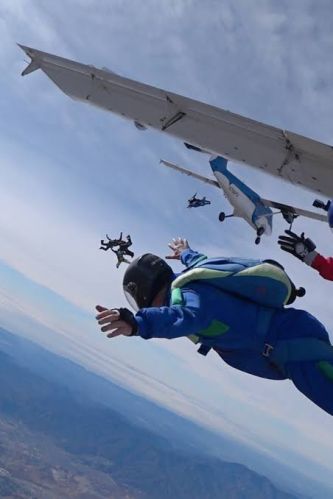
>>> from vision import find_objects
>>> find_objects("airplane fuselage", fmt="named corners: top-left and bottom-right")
top-left (210, 156), bottom-right (273, 236)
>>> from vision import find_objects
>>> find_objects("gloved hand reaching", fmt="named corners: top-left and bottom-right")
top-left (278, 230), bottom-right (317, 263)
top-left (95, 306), bottom-right (138, 338)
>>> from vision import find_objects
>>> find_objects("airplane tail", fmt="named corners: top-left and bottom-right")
top-left (209, 155), bottom-right (228, 173)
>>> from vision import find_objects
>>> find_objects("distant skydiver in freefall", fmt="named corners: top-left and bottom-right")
top-left (118, 235), bottom-right (134, 258)
top-left (278, 199), bottom-right (333, 281)
top-left (112, 247), bottom-right (131, 269)
top-left (96, 237), bottom-right (333, 417)
top-left (187, 193), bottom-right (211, 208)
top-left (100, 233), bottom-right (123, 251)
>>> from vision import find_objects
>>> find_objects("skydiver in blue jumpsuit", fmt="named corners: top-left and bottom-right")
top-left (95, 238), bottom-right (333, 416)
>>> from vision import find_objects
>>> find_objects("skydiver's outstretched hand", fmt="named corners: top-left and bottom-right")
top-left (95, 305), bottom-right (137, 338)
top-left (166, 237), bottom-right (189, 260)
top-left (278, 230), bottom-right (316, 262)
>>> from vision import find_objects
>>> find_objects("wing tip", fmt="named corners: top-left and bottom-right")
top-left (18, 43), bottom-right (41, 76)
top-left (17, 43), bottom-right (33, 55)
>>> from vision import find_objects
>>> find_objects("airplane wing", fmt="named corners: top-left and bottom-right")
top-left (159, 159), bottom-right (219, 188)
top-left (19, 45), bottom-right (333, 196)
top-left (261, 198), bottom-right (327, 222)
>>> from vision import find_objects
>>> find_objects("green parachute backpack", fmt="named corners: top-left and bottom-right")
top-left (170, 256), bottom-right (305, 349)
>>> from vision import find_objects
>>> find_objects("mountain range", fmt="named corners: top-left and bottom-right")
top-left (0, 326), bottom-right (328, 498)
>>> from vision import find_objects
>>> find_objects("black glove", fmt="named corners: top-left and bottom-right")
top-left (278, 230), bottom-right (316, 261)
top-left (116, 307), bottom-right (138, 335)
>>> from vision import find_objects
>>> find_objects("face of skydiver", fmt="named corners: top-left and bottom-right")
top-left (123, 253), bottom-right (174, 311)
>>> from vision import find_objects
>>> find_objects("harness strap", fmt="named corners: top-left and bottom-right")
top-left (198, 344), bottom-right (212, 356)
top-left (255, 307), bottom-right (277, 359)
top-left (256, 308), bottom-right (276, 341)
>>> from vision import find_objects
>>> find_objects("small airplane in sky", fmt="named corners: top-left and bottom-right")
top-left (160, 153), bottom-right (327, 244)
top-left (187, 193), bottom-right (211, 208)
top-left (19, 45), bottom-right (333, 197)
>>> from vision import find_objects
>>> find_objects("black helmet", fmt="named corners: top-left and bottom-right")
top-left (123, 253), bottom-right (174, 310)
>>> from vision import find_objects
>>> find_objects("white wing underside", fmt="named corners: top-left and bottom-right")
top-left (261, 198), bottom-right (327, 222)
top-left (19, 45), bottom-right (333, 197)
top-left (159, 159), bottom-right (219, 188)
top-left (160, 159), bottom-right (327, 223)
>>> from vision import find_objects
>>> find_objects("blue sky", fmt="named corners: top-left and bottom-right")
top-left (1, 0), bottom-right (333, 492)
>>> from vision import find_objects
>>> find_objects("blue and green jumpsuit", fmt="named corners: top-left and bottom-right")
top-left (134, 248), bottom-right (333, 416)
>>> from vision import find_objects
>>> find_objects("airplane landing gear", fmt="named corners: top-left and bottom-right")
top-left (281, 210), bottom-right (298, 230)
top-left (255, 227), bottom-right (265, 245)
top-left (219, 212), bottom-right (234, 222)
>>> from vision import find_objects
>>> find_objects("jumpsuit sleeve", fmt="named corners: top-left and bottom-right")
top-left (180, 248), bottom-right (208, 268)
top-left (310, 253), bottom-right (333, 281)
top-left (134, 288), bottom-right (209, 339)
